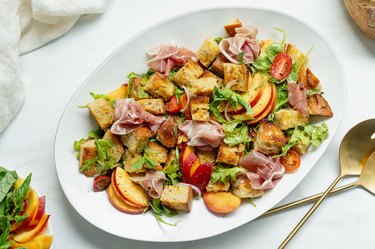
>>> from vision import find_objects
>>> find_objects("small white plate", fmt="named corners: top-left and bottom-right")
top-left (54, 6), bottom-right (346, 242)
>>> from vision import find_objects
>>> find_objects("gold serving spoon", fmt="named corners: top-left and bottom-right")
top-left (278, 119), bottom-right (375, 249)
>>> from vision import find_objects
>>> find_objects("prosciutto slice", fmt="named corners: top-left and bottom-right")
top-left (178, 120), bottom-right (224, 149)
top-left (288, 82), bottom-right (309, 117)
top-left (111, 98), bottom-right (164, 135)
top-left (239, 150), bottom-right (285, 190)
top-left (129, 171), bottom-right (166, 199)
top-left (147, 44), bottom-right (196, 75)
top-left (218, 25), bottom-right (260, 64)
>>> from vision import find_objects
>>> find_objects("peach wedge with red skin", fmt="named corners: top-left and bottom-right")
top-left (11, 235), bottom-right (53, 249)
top-left (107, 184), bottom-right (147, 214)
top-left (203, 191), bottom-right (241, 214)
top-left (28, 196), bottom-right (46, 229)
top-left (112, 167), bottom-right (149, 208)
top-left (14, 213), bottom-right (50, 243)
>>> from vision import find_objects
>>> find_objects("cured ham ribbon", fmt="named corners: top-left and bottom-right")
top-left (147, 43), bottom-right (196, 75)
top-left (218, 25), bottom-right (260, 64)
top-left (239, 150), bottom-right (285, 190)
top-left (111, 98), bottom-right (164, 135)
top-left (178, 120), bottom-right (224, 149)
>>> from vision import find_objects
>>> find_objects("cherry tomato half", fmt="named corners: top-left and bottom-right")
top-left (165, 95), bottom-right (182, 113)
top-left (93, 175), bottom-right (111, 192)
top-left (280, 149), bottom-right (301, 173)
top-left (270, 52), bottom-right (293, 81)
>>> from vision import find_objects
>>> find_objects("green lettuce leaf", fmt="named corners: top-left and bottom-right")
top-left (211, 164), bottom-right (245, 183)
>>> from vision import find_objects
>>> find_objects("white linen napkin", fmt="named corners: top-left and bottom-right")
top-left (0, 0), bottom-right (109, 133)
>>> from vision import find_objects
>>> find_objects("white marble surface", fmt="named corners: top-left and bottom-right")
top-left (0, 0), bottom-right (374, 248)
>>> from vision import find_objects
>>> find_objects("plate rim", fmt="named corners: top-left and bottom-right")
top-left (54, 5), bottom-right (347, 242)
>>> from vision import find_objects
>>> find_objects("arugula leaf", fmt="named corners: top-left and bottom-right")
top-left (286, 60), bottom-right (298, 83)
top-left (212, 87), bottom-right (252, 116)
top-left (95, 139), bottom-right (117, 174)
top-left (169, 68), bottom-right (179, 82)
top-left (174, 86), bottom-right (185, 98)
top-left (149, 199), bottom-right (179, 226)
top-left (272, 82), bottom-right (289, 113)
top-left (266, 42), bottom-right (284, 62)
top-left (89, 92), bottom-right (110, 101)
top-left (0, 227), bottom-right (13, 249)
top-left (211, 165), bottom-right (245, 183)
top-left (223, 121), bottom-right (251, 146)
top-left (245, 198), bottom-right (257, 207)
top-left (137, 88), bottom-right (150, 98)
top-left (79, 159), bottom-right (96, 173)
top-left (252, 56), bottom-right (271, 71)
top-left (163, 148), bottom-right (182, 185)
top-left (88, 129), bottom-right (104, 140)
top-left (237, 52), bottom-right (245, 63)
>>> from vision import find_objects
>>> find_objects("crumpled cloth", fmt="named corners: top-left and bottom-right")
top-left (0, 0), bottom-right (109, 133)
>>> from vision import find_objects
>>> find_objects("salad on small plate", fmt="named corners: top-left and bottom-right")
top-left (0, 167), bottom-right (53, 249)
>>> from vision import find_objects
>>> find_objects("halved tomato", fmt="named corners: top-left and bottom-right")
top-left (270, 52), bottom-right (293, 81)
top-left (165, 96), bottom-right (182, 113)
top-left (280, 149), bottom-right (301, 173)
top-left (93, 175), bottom-right (111, 192)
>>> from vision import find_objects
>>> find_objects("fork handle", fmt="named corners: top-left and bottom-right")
top-left (261, 182), bottom-right (356, 218)
top-left (278, 175), bottom-right (342, 249)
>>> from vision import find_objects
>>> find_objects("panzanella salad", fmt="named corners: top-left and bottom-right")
top-left (74, 19), bottom-right (333, 223)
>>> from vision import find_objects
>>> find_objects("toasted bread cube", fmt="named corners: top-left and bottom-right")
top-left (210, 54), bottom-right (228, 78)
top-left (79, 139), bottom-right (98, 177)
top-left (286, 43), bottom-right (306, 68)
top-left (216, 143), bottom-right (240, 166)
top-left (87, 98), bottom-right (114, 130)
top-left (103, 130), bottom-right (124, 163)
top-left (157, 116), bottom-right (179, 148)
top-left (201, 70), bottom-right (224, 86)
top-left (128, 77), bottom-right (149, 100)
top-left (145, 142), bottom-right (168, 166)
top-left (178, 132), bottom-right (188, 145)
top-left (196, 148), bottom-right (216, 164)
top-left (173, 60), bottom-right (204, 87)
top-left (189, 77), bottom-right (217, 96)
top-left (274, 109), bottom-right (309, 130)
top-left (298, 66), bottom-right (320, 89)
top-left (223, 63), bottom-right (248, 92)
top-left (232, 175), bottom-right (264, 198)
top-left (206, 181), bottom-right (230, 192)
top-left (197, 37), bottom-right (221, 67)
top-left (120, 127), bottom-right (153, 153)
top-left (136, 99), bottom-right (165, 115)
top-left (254, 121), bottom-right (287, 155)
top-left (144, 73), bottom-right (175, 101)
top-left (107, 84), bottom-right (127, 101)
top-left (307, 94), bottom-right (333, 117)
top-left (190, 96), bottom-right (209, 121)
top-left (224, 18), bottom-right (242, 37)
top-left (160, 185), bottom-right (193, 212)
top-left (123, 150), bottom-right (146, 173)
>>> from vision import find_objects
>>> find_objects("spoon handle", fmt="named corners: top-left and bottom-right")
top-left (261, 182), bottom-right (355, 218)
top-left (278, 175), bottom-right (342, 249)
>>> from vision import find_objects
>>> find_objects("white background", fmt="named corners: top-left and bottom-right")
top-left (0, 0), bottom-right (374, 248)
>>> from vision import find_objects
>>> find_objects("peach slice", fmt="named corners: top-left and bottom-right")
top-left (107, 184), bottom-right (147, 214)
top-left (110, 172), bottom-right (142, 208)
top-left (11, 190), bottom-right (39, 231)
top-left (11, 235), bottom-right (53, 249)
top-left (203, 191), bottom-right (241, 214)
top-left (28, 196), bottom-right (46, 229)
top-left (112, 167), bottom-right (149, 208)
top-left (14, 213), bottom-right (50, 243)
top-left (247, 83), bottom-right (277, 125)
